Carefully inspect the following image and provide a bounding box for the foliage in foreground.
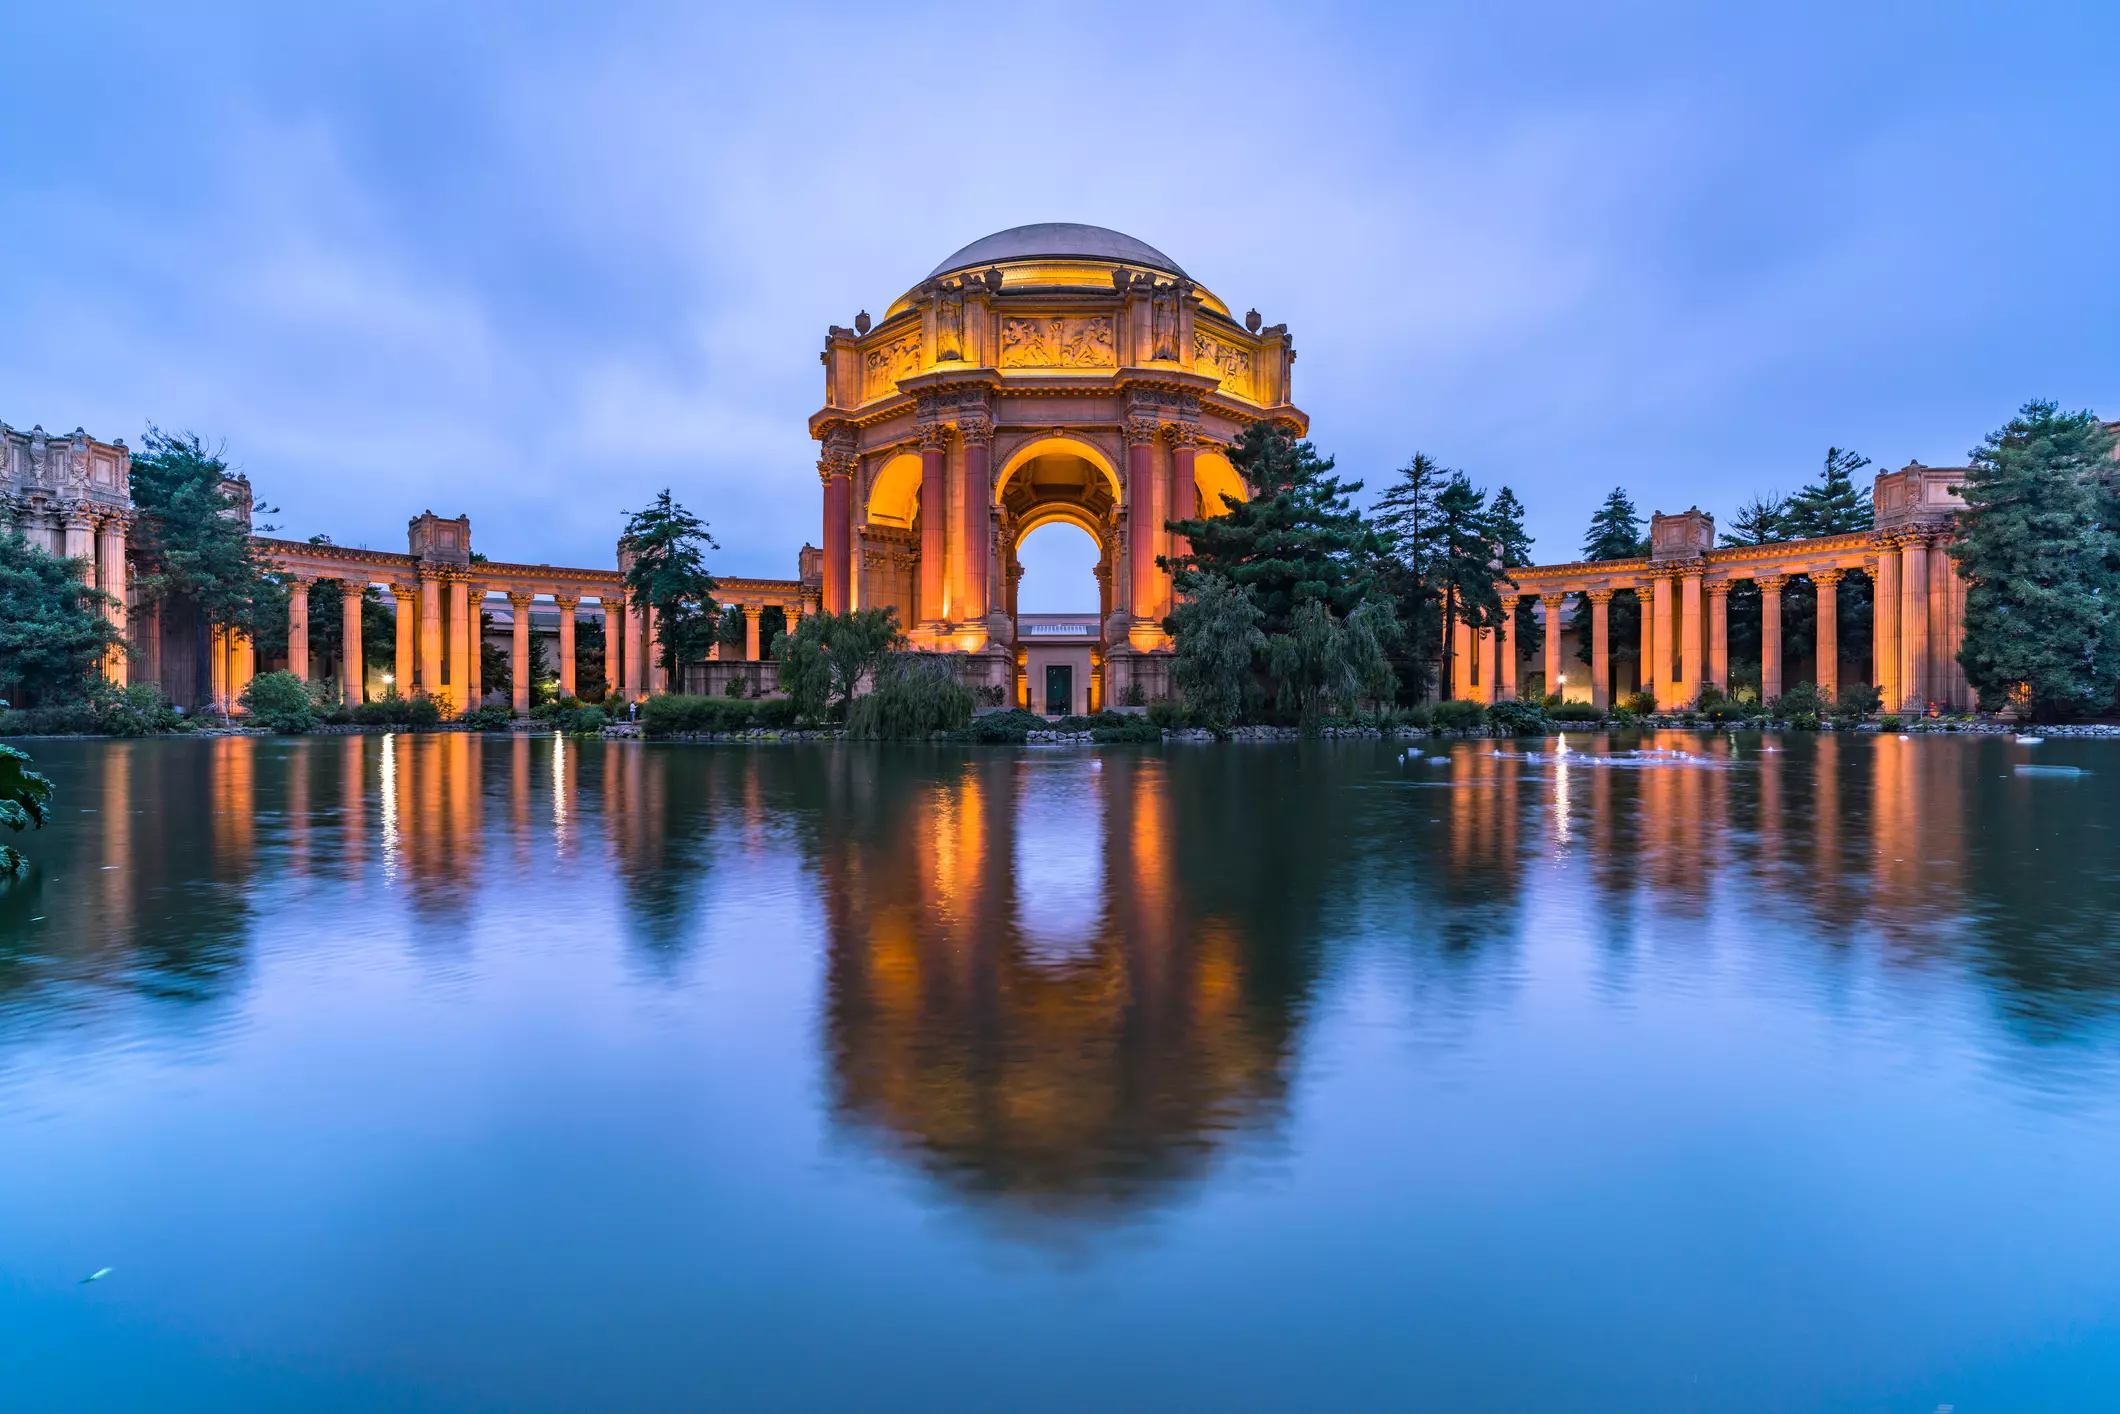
[774,607,903,719]
[239,669,321,733]
[0,530,122,707]
[843,654,974,740]
[0,734,53,875]
[639,693,802,736]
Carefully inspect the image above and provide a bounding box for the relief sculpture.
[999,316,1115,369]
[863,335,923,399]
[1193,333,1252,392]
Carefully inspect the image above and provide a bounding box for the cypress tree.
[1952,401,2120,718]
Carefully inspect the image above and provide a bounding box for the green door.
[1044,664,1072,716]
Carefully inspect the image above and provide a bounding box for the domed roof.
[928,223,1185,279]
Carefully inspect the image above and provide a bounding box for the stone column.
[1873,542,1900,711]
[1759,575,1787,701]
[1636,587,1654,701]
[555,594,580,699]
[447,576,471,713]
[1679,568,1704,706]
[1707,581,1729,691]
[960,416,992,628]
[287,576,312,681]
[418,575,443,699]
[96,515,128,685]
[341,581,364,705]
[1813,571,1841,701]
[1927,540,1956,710]
[599,601,616,697]
[1540,595,1564,701]
[1451,612,1472,700]
[1652,574,1675,709]
[1588,591,1613,709]
[744,605,763,661]
[644,603,665,694]
[624,601,645,699]
[1477,625,1497,704]
[1899,535,1930,713]
[919,422,949,625]
[1169,428,1199,582]
[62,512,95,575]
[210,624,229,710]
[1126,414,1160,625]
[508,592,534,715]
[1498,595,1519,700]
[231,630,255,707]
[820,446,854,617]
[392,585,417,696]
[463,584,485,710]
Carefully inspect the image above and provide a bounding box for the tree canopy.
[620,490,720,686]
[127,427,284,641]
[0,532,121,706]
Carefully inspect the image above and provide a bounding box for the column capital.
[1123,414,1161,448]
[917,420,953,452]
[957,414,994,447]
[391,582,418,603]
[1166,422,1201,448]
[1499,592,1522,611]
[1810,568,1844,587]
[1680,562,1707,582]
[1587,588,1616,604]
[286,572,317,589]
[506,589,536,608]
[1705,580,1731,599]
[742,604,763,620]
[552,592,582,611]
[1756,573,1789,592]
[1537,592,1565,610]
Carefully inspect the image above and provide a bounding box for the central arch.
[995,435,1122,506]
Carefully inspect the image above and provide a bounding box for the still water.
[3,732,2119,1412]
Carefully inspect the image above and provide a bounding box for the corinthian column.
[1498,595,1520,700]
[97,514,129,685]
[287,576,313,681]
[918,421,949,626]
[1637,586,1654,699]
[1540,595,1564,700]
[341,581,365,705]
[463,583,485,709]
[1872,540,1900,711]
[418,575,443,699]
[508,592,534,714]
[1707,581,1729,691]
[743,605,763,661]
[1652,575,1674,708]
[1169,426,1200,584]
[554,594,580,699]
[392,584,417,696]
[1899,535,1930,713]
[1812,570,1840,701]
[1588,591,1613,709]
[1758,575,1787,701]
[818,426,856,616]
[1125,414,1160,627]
[959,414,992,632]
[1679,567,1704,705]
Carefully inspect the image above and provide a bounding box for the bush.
[1145,699,1191,730]
[405,692,443,727]
[959,708,1042,744]
[751,697,801,729]
[640,694,757,736]
[1432,699,1486,734]
[1621,690,1658,717]
[1878,714,1904,731]
[552,703,608,734]
[844,654,974,740]
[1769,681,1830,725]
[723,675,750,698]
[1485,699,1550,736]
[459,705,513,731]
[239,670,320,733]
[1835,682,1884,720]
[1550,701,1604,723]
[1091,717,1161,743]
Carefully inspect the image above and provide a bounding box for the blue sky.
[4,2,2115,611]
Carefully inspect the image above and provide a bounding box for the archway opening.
[1015,520,1101,614]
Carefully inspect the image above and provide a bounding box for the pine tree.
[1721,493,1790,546]
[1372,452,1447,698]
[127,427,286,664]
[1569,488,1646,682]
[0,532,122,706]
[1783,447,1873,538]
[1167,422,1380,635]
[619,490,720,688]
[1432,474,1499,699]
[1952,401,2120,718]
[1487,485,1543,673]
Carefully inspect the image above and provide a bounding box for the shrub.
[723,675,750,698]
[1878,714,1904,731]
[1145,699,1191,730]
[0,737,54,875]
[1091,717,1161,743]
[1769,681,1830,724]
[844,654,974,740]
[1550,701,1604,723]
[1621,690,1658,717]
[1432,699,1486,734]
[1835,682,1884,720]
[1397,702,1435,730]
[459,705,513,731]
[552,703,608,734]
[974,682,1007,708]
[751,697,801,729]
[958,708,1044,744]
[405,692,443,727]
[1485,699,1550,736]
[1054,714,1098,733]
[239,670,320,733]
[640,694,756,736]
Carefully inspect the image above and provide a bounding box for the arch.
[1194,449,1246,518]
[866,451,923,528]
[995,435,1122,506]
[1016,501,1108,548]
[1013,518,1104,615]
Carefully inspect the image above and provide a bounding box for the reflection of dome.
[927,223,1185,280]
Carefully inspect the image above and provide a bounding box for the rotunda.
[809,223,1305,710]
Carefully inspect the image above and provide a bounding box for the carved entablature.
[1648,508,1716,561]
[408,510,473,565]
[998,315,1116,369]
[864,335,923,400]
[1872,461,1968,534]
[1193,331,1251,391]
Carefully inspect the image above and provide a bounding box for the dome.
[927,223,1185,280]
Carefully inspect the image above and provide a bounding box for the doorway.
[1044,664,1073,716]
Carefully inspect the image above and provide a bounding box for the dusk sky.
[6,2,2116,610]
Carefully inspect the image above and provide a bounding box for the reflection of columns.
[342,581,364,705]
[392,585,417,694]
[1679,568,1703,705]
[1540,595,1563,700]
[744,605,762,661]
[97,515,128,685]
[287,576,312,681]
[464,584,485,709]
[919,421,949,624]
[1759,575,1786,701]
[1126,415,1159,623]
[820,430,856,617]
[960,416,992,626]
[1498,595,1519,700]
[418,575,443,697]
[1588,590,1613,709]
[1652,574,1674,707]
[1812,571,1840,701]
[447,576,471,711]
[508,592,534,715]
[555,594,580,699]
[1706,581,1728,691]
[1899,535,1930,713]
[1872,543,1900,710]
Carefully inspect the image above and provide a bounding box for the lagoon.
[3,732,2119,1412]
